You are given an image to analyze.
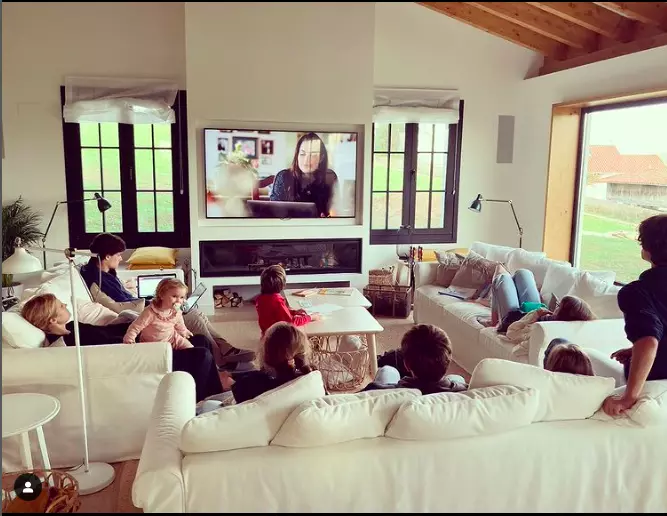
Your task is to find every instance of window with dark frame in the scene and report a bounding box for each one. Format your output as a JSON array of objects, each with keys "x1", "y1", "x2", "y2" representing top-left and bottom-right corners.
[
  {"x1": 370, "y1": 101, "x2": 463, "y2": 245},
  {"x1": 61, "y1": 87, "x2": 191, "y2": 249}
]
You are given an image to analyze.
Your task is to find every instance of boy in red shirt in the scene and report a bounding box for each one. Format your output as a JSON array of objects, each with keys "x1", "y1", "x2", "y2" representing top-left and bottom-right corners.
[{"x1": 255, "y1": 265, "x2": 321, "y2": 336}]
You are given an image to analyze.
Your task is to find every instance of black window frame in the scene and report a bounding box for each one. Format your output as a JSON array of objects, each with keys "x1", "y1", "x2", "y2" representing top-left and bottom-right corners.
[
  {"x1": 60, "y1": 86, "x2": 191, "y2": 250},
  {"x1": 370, "y1": 100, "x2": 464, "y2": 245}
]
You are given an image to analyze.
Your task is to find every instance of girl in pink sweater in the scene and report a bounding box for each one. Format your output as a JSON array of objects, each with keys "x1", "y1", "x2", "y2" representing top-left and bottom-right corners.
[{"x1": 123, "y1": 278, "x2": 194, "y2": 350}]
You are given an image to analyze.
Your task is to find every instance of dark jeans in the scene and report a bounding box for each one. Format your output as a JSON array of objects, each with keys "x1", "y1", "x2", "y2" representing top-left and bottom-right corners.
[{"x1": 173, "y1": 334, "x2": 223, "y2": 402}]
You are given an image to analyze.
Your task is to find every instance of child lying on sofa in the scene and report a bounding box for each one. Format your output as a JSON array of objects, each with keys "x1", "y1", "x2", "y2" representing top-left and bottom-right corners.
[{"x1": 365, "y1": 324, "x2": 468, "y2": 394}]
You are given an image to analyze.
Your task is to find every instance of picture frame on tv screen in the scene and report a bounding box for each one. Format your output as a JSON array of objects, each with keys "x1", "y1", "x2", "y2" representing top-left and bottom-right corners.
[{"x1": 204, "y1": 128, "x2": 358, "y2": 219}]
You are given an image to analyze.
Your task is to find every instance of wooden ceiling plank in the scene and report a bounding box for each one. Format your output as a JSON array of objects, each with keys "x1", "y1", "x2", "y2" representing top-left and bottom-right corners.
[
  {"x1": 528, "y1": 1, "x2": 630, "y2": 40},
  {"x1": 466, "y1": 2, "x2": 598, "y2": 49},
  {"x1": 539, "y1": 31, "x2": 667, "y2": 75},
  {"x1": 593, "y1": 2, "x2": 667, "y2": 26},
  {"x1": 418, "y1": 2, "x2": 565, "y2": 56}
]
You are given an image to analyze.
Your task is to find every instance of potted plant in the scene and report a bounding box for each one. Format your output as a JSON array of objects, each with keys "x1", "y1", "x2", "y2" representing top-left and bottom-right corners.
[{"x1": 2, "y1": 197, "x2": 43, "y2": 298}]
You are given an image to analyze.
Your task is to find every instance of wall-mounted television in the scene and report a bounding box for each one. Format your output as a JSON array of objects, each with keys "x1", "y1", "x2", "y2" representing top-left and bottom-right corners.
[{"x1": 204, "y1": 128, "x2": 358, "y2": 219}]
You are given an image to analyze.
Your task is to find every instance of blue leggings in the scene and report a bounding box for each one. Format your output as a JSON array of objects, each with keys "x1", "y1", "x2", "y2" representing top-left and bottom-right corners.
[{"x1": 491, "y1": 269, "x2": 541, "y2": 322}]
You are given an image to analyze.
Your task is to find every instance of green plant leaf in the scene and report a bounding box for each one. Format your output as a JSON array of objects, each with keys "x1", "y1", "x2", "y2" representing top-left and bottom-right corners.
[{"x1": 2, "y1": 197, "x2": 44, "y2": 262}]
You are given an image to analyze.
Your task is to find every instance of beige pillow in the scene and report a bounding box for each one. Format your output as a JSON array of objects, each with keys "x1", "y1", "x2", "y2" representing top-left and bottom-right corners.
[
  {"x1": 434, "y1": 251, "x2": 463, "y2": 288},
  {"x1": 90, "y1": 283, "x2": 145, "y2": 314},
  {"x1": 449, "y1": 250, "x2": 499, "y2": 299}
]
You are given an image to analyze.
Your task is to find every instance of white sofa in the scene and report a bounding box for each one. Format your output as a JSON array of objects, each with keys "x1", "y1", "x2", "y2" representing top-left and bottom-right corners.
[
  {"x1": 133, "y1": 362, "x2": 667, "y2": 513},
  {"x1": 1, "y1": 262, "x2": 173, "y2": 472},
  {"x1": 413, "y1": 242, "x2": 629, "y2": 373}
]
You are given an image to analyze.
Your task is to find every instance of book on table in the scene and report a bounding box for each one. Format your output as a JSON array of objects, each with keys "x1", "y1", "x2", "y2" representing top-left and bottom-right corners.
[
  {"x1": 318, "y1": 288, "x2": 352, "y2": 296},
  {"x1": 292, "y1": 288, "x2": 319, "y2": 297}
]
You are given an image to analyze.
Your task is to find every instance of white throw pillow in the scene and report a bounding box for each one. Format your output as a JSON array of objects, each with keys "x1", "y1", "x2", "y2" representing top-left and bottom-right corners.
[
  {"x1": 470, "y1": 358, "x2": 615, "y2": 422},
  {"x1": 271, "y1": 389, "x2": 419, "y2": 448},
  {"x1": 506, "y1": 249, "x2": 569, "y2": 288},
  {"x1": 567, "y1": 272, "x2": 622, "y2": 319},
  {"x1": 19, "y1": 267, "x2": 93, "y2": 321},
  {"x1": 1, "y1": 312, "x2": 47, "y2": 349},
  {"x1": 469, "y1": 242, "x2": 517, "y2": 263},
  {"x1": 590, "y1": 380, "x2": 667, "y2": 427},
  {"x1": 385, "y1": 385, "x2": 538, "y2": 441},
  {"x1": 180, "y1": 371, "x2": 325, "y2": 453},
  {"x1": 541, "y1": 263, "x2": 615, "y2": 308}
]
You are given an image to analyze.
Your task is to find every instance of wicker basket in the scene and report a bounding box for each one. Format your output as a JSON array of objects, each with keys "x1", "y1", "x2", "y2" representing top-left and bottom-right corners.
[
  {"x1": 368, "y1": 266, "x2": 395, "y2": 286},
  {"x1": 364, "y1": 284, "x2": 412, "y2": 318},
  {"x1": 2, "y1": 469, "x2": 80, "y2": 513},
  {"x1": 309, "y1": 335, "x2": 369, "y2": 392}
]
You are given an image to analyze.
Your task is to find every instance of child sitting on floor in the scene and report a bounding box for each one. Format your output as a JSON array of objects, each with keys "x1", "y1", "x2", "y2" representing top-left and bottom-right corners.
[{"x1": 365, "y1": 324, "x2": 468, "y2": 394}]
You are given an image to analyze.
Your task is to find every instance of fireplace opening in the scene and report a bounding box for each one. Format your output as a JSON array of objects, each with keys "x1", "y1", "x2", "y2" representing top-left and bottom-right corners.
[{"x1": 199, "y1": 238, "x2": 362, "y2": 278}]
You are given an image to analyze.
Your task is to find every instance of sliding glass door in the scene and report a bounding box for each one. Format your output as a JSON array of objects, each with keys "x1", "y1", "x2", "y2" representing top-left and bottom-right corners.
[{"x1": 573, "y1": 98, "x2": 667, "y2": 284}]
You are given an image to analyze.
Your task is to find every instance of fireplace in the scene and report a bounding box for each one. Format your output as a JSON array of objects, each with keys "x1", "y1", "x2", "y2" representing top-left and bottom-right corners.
[{"x1": 199, "y1": 238, "x2": 362, "y2": 277}]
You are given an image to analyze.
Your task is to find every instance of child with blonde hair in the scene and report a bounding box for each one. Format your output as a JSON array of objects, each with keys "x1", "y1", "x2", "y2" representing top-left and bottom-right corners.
[{"x1": 123, "y1": 278, "x2": 195, "y2": 350}]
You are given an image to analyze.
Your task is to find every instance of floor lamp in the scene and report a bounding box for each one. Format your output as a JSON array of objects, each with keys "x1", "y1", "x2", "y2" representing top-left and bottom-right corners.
[
  {"x1": 469, "y1": 194, "x2": 524, "y2": 249},
  {"x1": 42, "y1": 193, "x2": 112, "y2": 269},
  {"x1": 2, "y1": 239, "x2": 116, "y2": 495}
]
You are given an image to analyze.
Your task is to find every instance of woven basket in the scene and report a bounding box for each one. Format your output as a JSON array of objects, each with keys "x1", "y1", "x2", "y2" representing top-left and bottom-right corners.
[
  {"x1": 310, "y1": 335, "x2": 369, "y2": 392},
  {"x1": 368, "y1": 266, "x2": 395, "y2": 286},
  {"x1": 2, "y1": 469, "x2": 80, "y2": 514}
]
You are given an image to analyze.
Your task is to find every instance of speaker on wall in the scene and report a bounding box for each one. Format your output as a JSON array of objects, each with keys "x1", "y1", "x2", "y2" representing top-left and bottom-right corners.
[{"x1": 496, "y1": 115, "x2": 515, "y2": 164}]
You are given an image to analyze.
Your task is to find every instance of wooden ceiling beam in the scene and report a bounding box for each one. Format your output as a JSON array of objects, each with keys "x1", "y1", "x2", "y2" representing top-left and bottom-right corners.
[
  {"x1": 593, "y1": 2, "x2": 667, "y2": 27},
  {"x1": 540, "y1": 31, "x2": 667, "y2": 75},
  {"x1": 527, "y1": 1, "x2": 632, "y2": 40},
  {"x1": 418, "y1": 2, "x2": 566, "y2": 57},
  {"x1": 466, "y1": 2, "x2": 599, "y2": 50}
]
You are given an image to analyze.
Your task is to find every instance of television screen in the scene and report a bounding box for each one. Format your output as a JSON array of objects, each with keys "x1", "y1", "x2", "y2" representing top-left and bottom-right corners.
[{"x1": 204, "y1": 129, "x2": 358, "y2": 219}]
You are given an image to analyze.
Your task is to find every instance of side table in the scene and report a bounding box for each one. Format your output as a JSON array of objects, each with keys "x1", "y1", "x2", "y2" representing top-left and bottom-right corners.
[{"x1": 2, "y1": 393, "x2": 60, "y2": 471}]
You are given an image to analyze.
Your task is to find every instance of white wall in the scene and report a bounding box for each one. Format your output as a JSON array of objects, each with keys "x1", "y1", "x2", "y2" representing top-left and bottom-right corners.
[
  {"x1": 1, "y1": 2, "x2": 186, "y2": 253},
  {"x1": 184, "y1": 2, "x2": 375, "y2": 309}
]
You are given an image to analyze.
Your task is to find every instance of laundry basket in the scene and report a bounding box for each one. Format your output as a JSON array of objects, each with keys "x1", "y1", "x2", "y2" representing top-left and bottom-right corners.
[{"x1": 310, "y1": 335, "x2": 370, "y2": 392}]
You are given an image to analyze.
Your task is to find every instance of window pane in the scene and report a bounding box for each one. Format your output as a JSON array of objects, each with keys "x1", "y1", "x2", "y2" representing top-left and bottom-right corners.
[
  {"x1": 372, "y1": 154, "x2": 388, "y2": 191},
  {"x1": 134, "y1": 125, "x2": 153, "y2": 148},
  {"x1": 374, "y1": 124, "x2": 389, "y2": 152},
  {"x1": 135, "y1": 150, "x2": 154, "y2": 189},
  {"x1": 390, "y1": 124, "x2": 405, "y2": 152},
  {"x1": 81, "y1": 149, "x2": 101, "y2": 190},
  {"x1": 432, "y1": 153, "x2": 447, "y2": 190},
  {"x1": 415, "y1": 192, "x2": 430, "y2": 229},
  {"x1": 137, "y1": 192, "x2": 156, "y2": 232},
  {"x1": 418, "y1": 124, "x2": 434, "y2": 152},
  {"x1": 416, "y1": 154, "x2": 432, "y2": 191},
  {"x1": 576, "y1": 102, "x2": 667, "y2": 283},
  {"x1": 153, "y1": 124, "x2": 172, "y2": 148},
  {"x1": 154, "y1": 150, "x2": 173, "y2": 190},
  {"x1": 388, "y1": 154, "x2": 404, "y2": 191},
  {"x1": 434, "y1": 124, "x2": 449, "y2": 152},
  {"x1": 80, "y1": 123, "x2": 99, "y2": 147},
  {"x1": 102, "y1": 191, "x2": 123, "y2": 232},
  {"x1": 101, "y1": 149, "x2": 121, "y2": 190},
  {"x1": 83, "y1": 192, "x2": 103, "y2": 233},
  {"x1": 387, "y1": 193, "x2": 403, "y2": 229},
  {"x1": 371, "y1": 192, "x2": 387, "y2": 230},
  {"x1": 430, "y1": 192, "x2": 445, "y2": 229},
  {"x1": 100, "y1": 123, "x2": 119, "y2": 147},
  {"x1": 156, "y1": 192, "x2": 174, "y2": 231}
]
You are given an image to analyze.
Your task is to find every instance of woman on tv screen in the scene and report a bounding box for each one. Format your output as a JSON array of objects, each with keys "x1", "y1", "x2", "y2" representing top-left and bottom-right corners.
[{"x1": 269, "y1": 132, "x2": 339, "y2": 217}]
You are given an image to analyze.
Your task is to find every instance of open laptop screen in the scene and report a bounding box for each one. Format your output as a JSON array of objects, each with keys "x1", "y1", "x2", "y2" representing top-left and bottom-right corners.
[{"x1": 136, "y1": 273, "x2": 177, "y2": 299}]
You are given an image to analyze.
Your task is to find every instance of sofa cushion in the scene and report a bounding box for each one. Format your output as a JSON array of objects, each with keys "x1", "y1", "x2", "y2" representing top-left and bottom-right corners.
[
  {"x1": 434, "y1": 252, "x2": 464, "y2": 288},
  {"x1": 541, "y1": 264, "x2": 615, "y2": 309},
  {"x1": 469, "y1": 242, "x2": 516, "y2": 263},
  {"x1": 385, "y1": 385, "x2": 538, "y2": 441},
  {"x1": 126, "y1": 246, "x2": 177, "y2": 268},
  {"x1": 180, "y1": 371, "x2": 325, "y2": 454},
  {"x1": 470, "y1": 358, "x2": 615, "y2": 422},
  {"x1": 19, "y1": 266, "x2": 92, "y2": 320},
  {"x1": 1, "y1": 312, "x2": 47, "y2": 349},
  {"x1": 450, "y1": 250, "x2": 498, "y2": 299},
  {"x1": 506, "y1": 249, "x2": 568, "y2": 288},
  {"x1": 590, "y1": 380, "x2": 667, "y2": 427},
  {"x1": 567, "y1": 272, "x2": 622, "y2": 320},
  {"x1": 271, "y1": 388, "x2": 419, "y2": 448}
]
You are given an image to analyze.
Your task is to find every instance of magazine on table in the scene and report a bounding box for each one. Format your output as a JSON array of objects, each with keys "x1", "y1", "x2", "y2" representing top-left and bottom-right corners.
[{"x1": 318, "y1": 288, "x2": 352, "y2": 296}]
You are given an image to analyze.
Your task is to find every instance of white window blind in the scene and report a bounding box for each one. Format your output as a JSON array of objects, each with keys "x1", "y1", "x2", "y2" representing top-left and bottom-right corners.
[{"x1": 373, "y1": 87, "x2": 460, "y2": 124}]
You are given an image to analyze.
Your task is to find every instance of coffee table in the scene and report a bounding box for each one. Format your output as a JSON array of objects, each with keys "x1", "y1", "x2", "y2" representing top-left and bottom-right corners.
[{"x1": 284, "y1": 287, "x2": 372, "y2": 310}]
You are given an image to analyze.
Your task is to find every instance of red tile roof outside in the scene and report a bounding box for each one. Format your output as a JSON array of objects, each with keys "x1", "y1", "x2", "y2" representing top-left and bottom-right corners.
[{"x1": 587, "y1": 145, "x2": 667, "y2": 187}]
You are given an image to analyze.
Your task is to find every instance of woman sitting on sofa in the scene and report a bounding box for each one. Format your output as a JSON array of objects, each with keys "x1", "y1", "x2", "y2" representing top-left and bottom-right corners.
[
  {"x1": 79, "y1": 233, "x2": 255, "y2": 370},
  {"x1": 21, "y1": 293, "x2": 225, "y2": 402}
]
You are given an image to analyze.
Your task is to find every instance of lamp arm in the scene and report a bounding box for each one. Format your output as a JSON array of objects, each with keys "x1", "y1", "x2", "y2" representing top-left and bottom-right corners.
[
  {"x1": 42, "y1": 202, "x2": 65, "y2": 268},
  {"x1": 485, "y1": 199, "x2": 524, "y2": 248}
]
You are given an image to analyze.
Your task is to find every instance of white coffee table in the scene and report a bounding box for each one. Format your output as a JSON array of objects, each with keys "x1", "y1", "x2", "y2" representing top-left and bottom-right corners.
[
  {"x1": 2, "y1": 393, "x2": 60, "y2": 470},
  {"x1": 302, "y1": 306, "x2": 383, "y2": 375},
  {"x1": 284, "y1": 287, "x2": 372, "y2": 310}
]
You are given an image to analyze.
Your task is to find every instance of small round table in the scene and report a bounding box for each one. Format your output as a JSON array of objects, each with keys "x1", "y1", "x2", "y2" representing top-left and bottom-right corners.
[{"x1": 2, "y1": 393, "x2": 60, "y2": 470}]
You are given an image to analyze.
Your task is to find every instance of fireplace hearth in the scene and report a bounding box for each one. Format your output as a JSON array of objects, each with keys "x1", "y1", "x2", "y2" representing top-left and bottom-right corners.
[{"x1": 199, "y1": 238, "x2": 362, "y2": 278}]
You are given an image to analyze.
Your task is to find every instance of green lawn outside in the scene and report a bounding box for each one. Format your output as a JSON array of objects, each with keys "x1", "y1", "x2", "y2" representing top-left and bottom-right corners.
[{"x1": 80, "y1": 123, "x2": 174, "y2": 234}]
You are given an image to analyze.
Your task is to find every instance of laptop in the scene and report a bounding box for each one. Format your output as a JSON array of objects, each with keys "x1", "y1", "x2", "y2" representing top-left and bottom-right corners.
[
  {"x1": 246, "y1": 200, "x2": 318, "y2": 218},
  {"x1": 136, "y1": 273, "x2": 177, "y2": 299},
  {"x1": 182, "y1": 282, "x2": 207, "y2": 314}
]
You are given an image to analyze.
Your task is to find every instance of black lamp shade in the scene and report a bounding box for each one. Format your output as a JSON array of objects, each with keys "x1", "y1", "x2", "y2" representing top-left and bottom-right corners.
[
  {"x1": 469, "y1": 194, "x2": 483, "y2": 212},
  {"x1": 94, "y1": 193, "x2": 112, "y2": 213}
]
